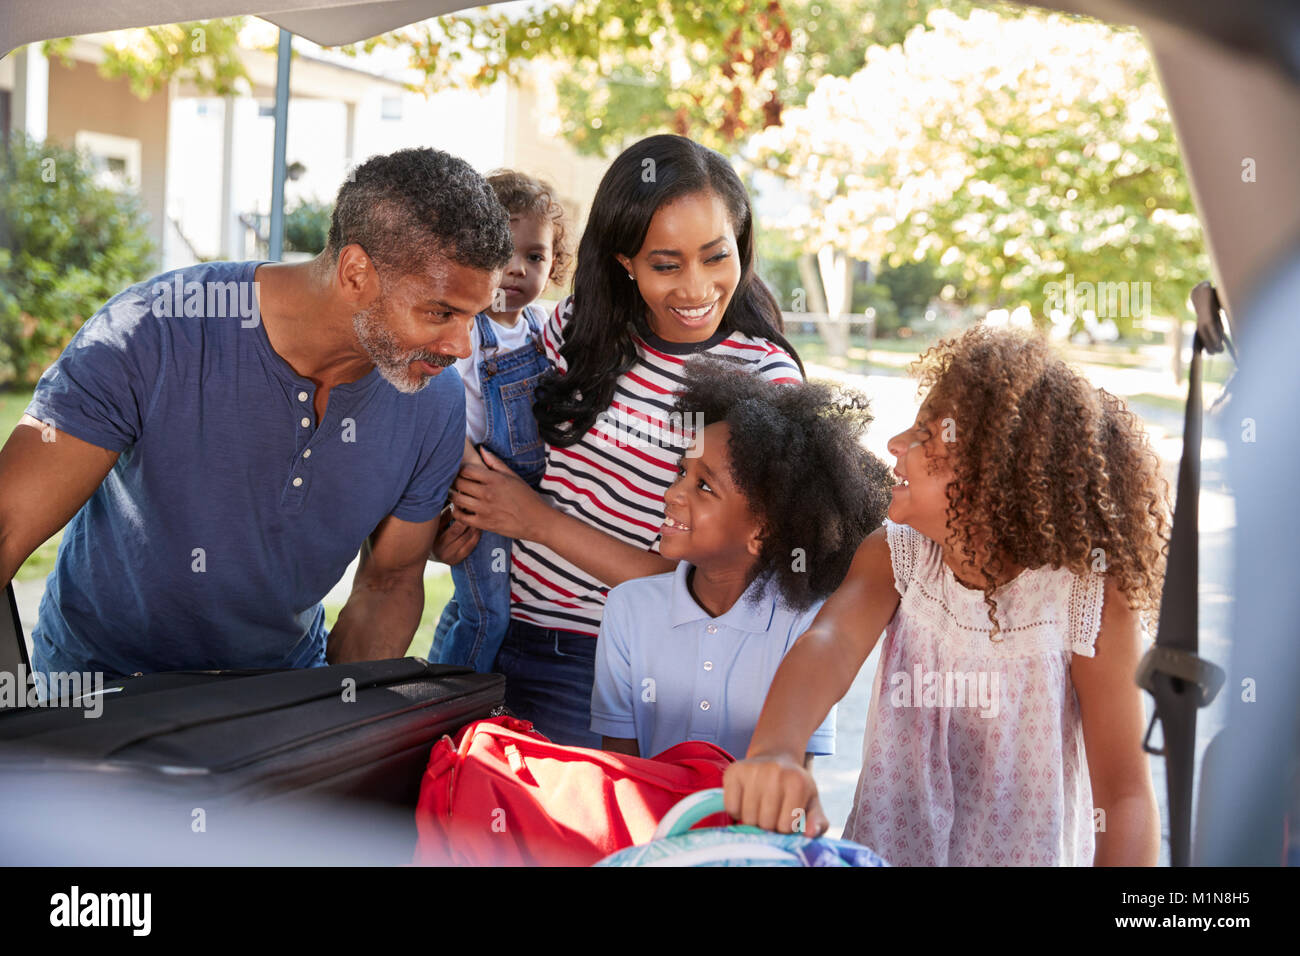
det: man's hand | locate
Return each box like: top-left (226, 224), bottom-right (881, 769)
top-left (429, 505), bottom-right (479, 566)
top-left (327, 513), bottom-right (436, 664)
top-left (0, 416), bottom-right (118, 586)
top-left (723, 753), bottom-right (829, 837)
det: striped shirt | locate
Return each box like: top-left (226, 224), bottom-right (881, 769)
top-left (510, 295), bottom-right (804, 636)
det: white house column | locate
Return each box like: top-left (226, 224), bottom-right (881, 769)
top-left (9, 45), bottom-right (49, 142)
top-left (343, 100), bottom-right (357, 175)
top-left (219, 95), bottom-right (240, 258)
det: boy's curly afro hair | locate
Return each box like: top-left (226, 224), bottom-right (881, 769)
top-left (911, 323), bottom-right (1171, 634)
top-left (673, 357), bottom-right (894, 612)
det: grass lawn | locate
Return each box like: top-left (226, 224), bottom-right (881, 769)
top-left (322, 571), bottom-right (455, 660)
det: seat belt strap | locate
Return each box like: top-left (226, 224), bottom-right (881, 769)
top-left (1136, 280), bottom-right (1229, 866)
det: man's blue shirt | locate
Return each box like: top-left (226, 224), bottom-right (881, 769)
top-left (25, 260), bottom-right (464, 677)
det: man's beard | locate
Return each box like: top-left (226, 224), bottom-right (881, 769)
top-left (352, 296), bottom-right (455, 394)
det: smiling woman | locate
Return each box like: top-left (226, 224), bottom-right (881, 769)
top-left (615, 191), bottom-right (743, 344)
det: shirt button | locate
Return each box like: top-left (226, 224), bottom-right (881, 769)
top-left (703, 661), bottom-right (713, 671)
top-left (699, 700), bottom-right (710, 711)
top-left (292, 477), bottom-right (303, 487)
top-left (297, 391), bottom-right (308, 402)
top-left (706, 624), bottom-right (718, 634)
top-left (302, 449), bottom-right (311, 459)
top-left (300, 417), bottom-right (310, 428)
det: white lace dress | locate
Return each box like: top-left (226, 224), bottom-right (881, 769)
top-left (843, 520), bottom-right (1104, 866)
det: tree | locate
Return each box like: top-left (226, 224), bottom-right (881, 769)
top-left (45, 2), bottom-right (980, 153)
top-left (44, 20), bottom-right (252, 98)
top-left (750, 8), bottom-right (1208, 345)
top-left (352, 0), bottom-right (981, 156)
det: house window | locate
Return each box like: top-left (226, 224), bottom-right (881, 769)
top-left (73, 130), bottom-right (142, 192)
top-left (381, 96), bottom-right (403, 121)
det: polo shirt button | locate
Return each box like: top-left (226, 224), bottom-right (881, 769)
top-left (302, 449), bottom-right (311, 458)
top-left (699, 700), bottom-right (710, 711)
top-left (300, 417), bottom-right (310, 428)
top-left (706, 624), bottom-right (718, 634)
top-left (292, 477), bottom-right (303, 487)
top-left (703, 661), bottom-right (713, 671)
top-left (297, 391), bottom-right (308, 402)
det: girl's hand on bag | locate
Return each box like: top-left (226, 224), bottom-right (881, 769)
top-left (449, 448), bottom-right (550, 541)
top-left (723, 753), bottom-right (829, 837)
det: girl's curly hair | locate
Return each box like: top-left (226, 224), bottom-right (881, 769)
top-left (673, 357), bottom-right (895, 611)
top-left (485, 169), bottom-right (572, 286)
top-left (911, 324), bottom-right (1171, 635)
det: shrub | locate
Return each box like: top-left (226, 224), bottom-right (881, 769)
top-left (0, 134), bottom-right (155, 385)
top-left (283, 198), bottom-right (332, 255)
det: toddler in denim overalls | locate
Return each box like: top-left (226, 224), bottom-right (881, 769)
top-left (431, 170), bottom-right (569, 671)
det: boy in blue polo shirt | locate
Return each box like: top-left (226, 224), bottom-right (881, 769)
top-left (590, 358), bottom-right (894, 761)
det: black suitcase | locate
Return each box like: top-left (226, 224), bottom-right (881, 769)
top-left (0, 658), bottom-right (505, 864)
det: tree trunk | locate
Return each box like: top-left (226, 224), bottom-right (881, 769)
top-left (797, 248), bottom-right (851, 358)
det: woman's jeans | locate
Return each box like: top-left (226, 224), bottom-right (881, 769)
top-left (431, 308), bottom-right (547, 672)
top-left (492, 619), bottom-right (601, 749)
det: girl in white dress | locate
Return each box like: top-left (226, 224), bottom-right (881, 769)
top-left (722, 324), bottom-right (1168, 866)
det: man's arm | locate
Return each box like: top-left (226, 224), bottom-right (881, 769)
top-left (0, 416), bottom-right (118, 586)
top-left (327, 512), bottom-right (438, 664)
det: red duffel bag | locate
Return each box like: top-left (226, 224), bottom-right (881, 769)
top-left (414, 716), bottom-right (734, 866)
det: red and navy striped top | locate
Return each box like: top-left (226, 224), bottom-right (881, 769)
top-left (509, 295), bottom-right (804, 636)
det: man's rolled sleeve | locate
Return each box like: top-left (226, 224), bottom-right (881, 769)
top-left (389, 376), bottom-right (465, 524)
top-left (589, 589), bottom-right (637, 741)
top-left (25, 288), bottom-right (165, 453)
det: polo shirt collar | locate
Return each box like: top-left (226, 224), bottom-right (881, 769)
top-left (669, 561), bottom-right (778, 634)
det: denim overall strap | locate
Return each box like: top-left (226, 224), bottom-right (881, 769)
top-left (475, 310), bottom-right (499, 350)
top-left (476, 307), bottom-right (549, 486)
top-left (521, 304), bottom-right (544, 338)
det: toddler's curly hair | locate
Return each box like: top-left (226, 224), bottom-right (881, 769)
top-left (486, 170), bottom-right (572, 286)
top-left (911, 324), bottom-right (1171, 634)
top-left (673, 357), bottom-right (894, 611)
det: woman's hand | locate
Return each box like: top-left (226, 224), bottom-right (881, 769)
top-left (723, 753), bottom-right (828, 837)
top-left (449, 448), bottom-right (551, 541)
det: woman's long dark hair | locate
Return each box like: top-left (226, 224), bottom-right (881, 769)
top-left (534, 134), bottom-right (803, 446)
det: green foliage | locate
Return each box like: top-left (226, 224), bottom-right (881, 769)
top-left (0, 135), bottom-right (155, 385)
top-left (283, 199), bottom-right (333, 255)
top-left (45, 20), bottom-right (251, 99)
top-left (357, 0), bottom-right (985, 157)
top-left (873, 257), bottom-right (945, 320)
top-left (755, 226), bottom-right (805, 308)
top-left (853, 280), bottom-right (902, 335)
top-left (754, 9), bottom-right (1208, 337)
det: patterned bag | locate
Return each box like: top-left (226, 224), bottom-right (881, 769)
top-left (596, 789), bottom-right (889, 867)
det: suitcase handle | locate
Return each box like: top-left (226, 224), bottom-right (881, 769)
top-left (652, 788), bottom-right (767, 840)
